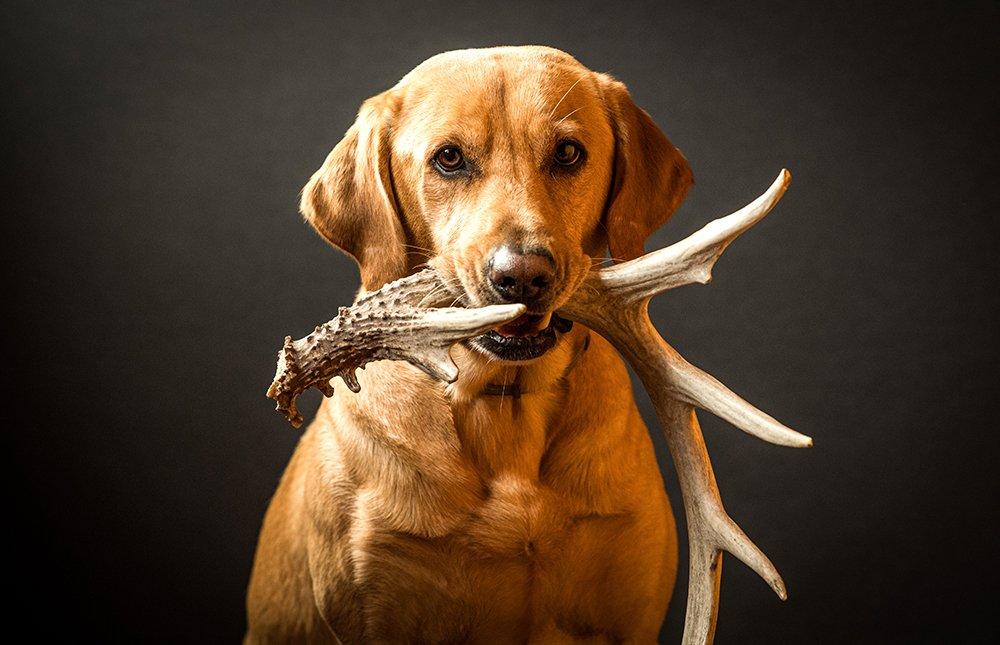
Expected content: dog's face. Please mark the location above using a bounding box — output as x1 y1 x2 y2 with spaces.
303 46 692 363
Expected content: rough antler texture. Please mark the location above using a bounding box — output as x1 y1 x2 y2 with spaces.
267 269 524 427
266 169 809 644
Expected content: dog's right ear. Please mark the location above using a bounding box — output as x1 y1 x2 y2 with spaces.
300 91 408 291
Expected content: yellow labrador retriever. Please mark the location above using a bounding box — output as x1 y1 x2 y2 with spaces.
247 46 693 643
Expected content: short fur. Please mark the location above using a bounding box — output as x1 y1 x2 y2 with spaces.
247 46 693 643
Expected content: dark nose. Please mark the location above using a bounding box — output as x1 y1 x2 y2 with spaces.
487 246 556 304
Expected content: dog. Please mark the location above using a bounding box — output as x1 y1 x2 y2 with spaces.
246 46 693 643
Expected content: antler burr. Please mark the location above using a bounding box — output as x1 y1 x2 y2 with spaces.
266 169 809 644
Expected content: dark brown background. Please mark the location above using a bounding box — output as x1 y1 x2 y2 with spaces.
5 1 997 642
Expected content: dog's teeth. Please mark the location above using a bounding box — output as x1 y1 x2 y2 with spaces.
538 313 553 329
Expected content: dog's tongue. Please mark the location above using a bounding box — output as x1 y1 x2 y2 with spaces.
497 312 552 337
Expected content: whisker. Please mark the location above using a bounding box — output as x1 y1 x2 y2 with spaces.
417 284 454 307
417 276 466 308
548 77 582 118
588 255 630 267
554 106 583 126
498 369 509 417
401 243 435 254
401 245 435 262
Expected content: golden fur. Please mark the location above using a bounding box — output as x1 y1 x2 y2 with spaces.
246 46 693 643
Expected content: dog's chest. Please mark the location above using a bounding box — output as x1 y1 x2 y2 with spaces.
448 391 581 556
349 468 602 640
460 471 574 558
344 395 608 638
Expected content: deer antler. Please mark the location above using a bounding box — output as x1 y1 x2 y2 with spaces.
266 169 809 644
559 169 810 644
267 269 525 427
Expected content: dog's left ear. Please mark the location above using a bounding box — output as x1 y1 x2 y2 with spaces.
598 75 694 262
300 90 408 291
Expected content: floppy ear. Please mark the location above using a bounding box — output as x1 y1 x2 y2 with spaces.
599 75 694 262
300 91 408 290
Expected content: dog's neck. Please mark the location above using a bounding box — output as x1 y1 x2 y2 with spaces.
443 327 591 479
447 327 590 401
479 337 590 400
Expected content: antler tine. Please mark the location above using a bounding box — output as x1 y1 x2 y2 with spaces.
667 342 812 448
596 169 792 305
558 170 808 644
660 401 786 644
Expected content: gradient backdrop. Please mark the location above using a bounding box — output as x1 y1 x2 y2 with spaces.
5 1 997 642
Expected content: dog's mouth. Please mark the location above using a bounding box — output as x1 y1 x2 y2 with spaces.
467 311 574 362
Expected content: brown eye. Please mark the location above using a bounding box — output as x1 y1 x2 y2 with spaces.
554 140 583 166
434 146 465 172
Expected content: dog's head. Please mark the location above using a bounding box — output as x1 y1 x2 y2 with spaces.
302 46 692 363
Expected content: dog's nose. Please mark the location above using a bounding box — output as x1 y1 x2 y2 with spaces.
487 246 556 305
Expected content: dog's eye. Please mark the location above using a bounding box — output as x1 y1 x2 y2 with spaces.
434 146 465 173
554 140 583 167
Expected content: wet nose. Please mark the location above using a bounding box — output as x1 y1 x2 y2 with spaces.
486 246 556 305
